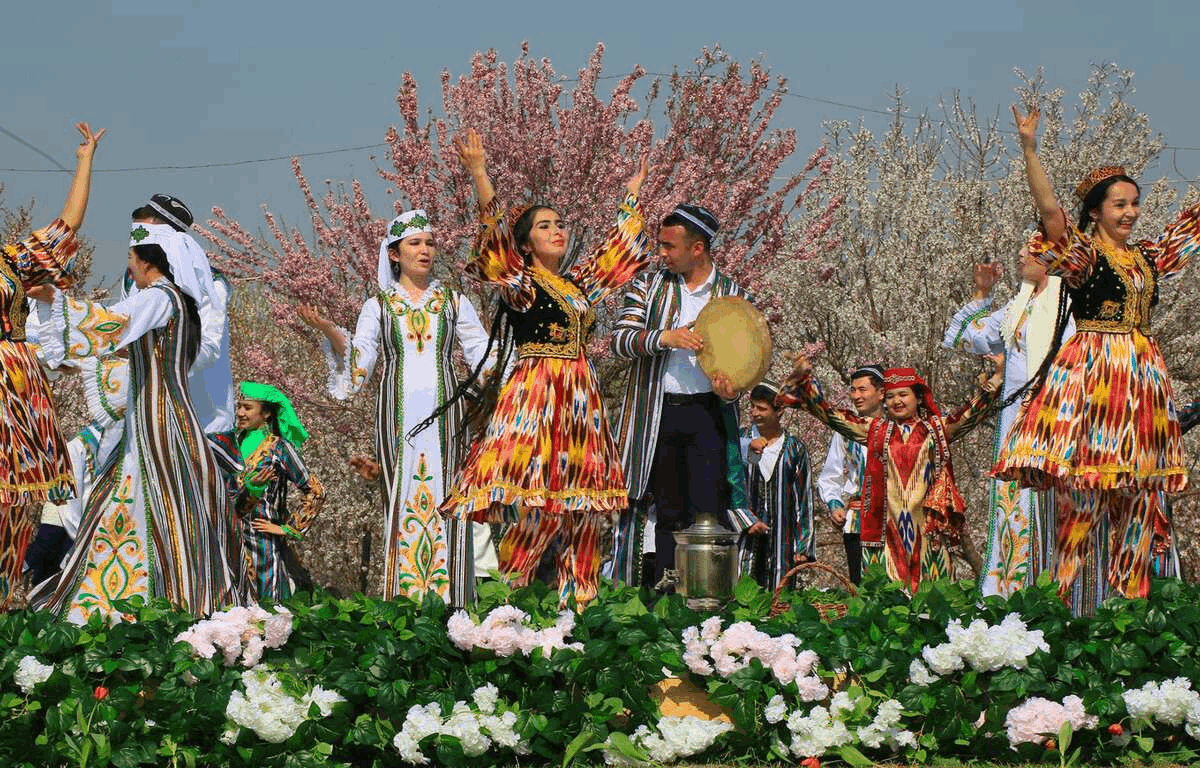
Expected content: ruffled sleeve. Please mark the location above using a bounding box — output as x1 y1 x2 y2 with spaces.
38 284 174 359
321 297 381 400
942 297 1006 356
1145 202 1200 278
567 193 651 306
1028 208 1096 289
466 197 536 311
3 218 78 289
80 357 130 427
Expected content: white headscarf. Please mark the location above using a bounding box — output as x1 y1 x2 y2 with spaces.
377 209 433 292
128 222 212 304
1002 275 1064 370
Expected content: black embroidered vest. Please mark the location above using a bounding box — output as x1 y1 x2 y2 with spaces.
507 270 596 359
1067 245 1158 334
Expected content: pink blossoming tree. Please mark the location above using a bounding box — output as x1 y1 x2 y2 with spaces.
201 44 840 595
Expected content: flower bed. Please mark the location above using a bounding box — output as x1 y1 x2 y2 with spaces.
2 574 1200 766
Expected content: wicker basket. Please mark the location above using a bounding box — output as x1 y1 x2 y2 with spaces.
770 560 857 621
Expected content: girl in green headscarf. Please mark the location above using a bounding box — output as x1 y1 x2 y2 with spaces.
235 382 326 601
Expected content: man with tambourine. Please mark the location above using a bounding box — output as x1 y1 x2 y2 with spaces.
608 204 770 589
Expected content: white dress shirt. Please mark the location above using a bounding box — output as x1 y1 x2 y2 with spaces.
661 265 716 395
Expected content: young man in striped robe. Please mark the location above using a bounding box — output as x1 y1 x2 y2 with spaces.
738 382 815 587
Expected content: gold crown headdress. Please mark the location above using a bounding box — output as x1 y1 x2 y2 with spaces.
1075 166 1126 201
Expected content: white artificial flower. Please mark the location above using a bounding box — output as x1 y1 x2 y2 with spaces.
14 656 54 694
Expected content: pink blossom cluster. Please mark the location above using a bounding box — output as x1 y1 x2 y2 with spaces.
681 616 826 699
175 605 294 667
446 605 583 657
1004 695 1097 747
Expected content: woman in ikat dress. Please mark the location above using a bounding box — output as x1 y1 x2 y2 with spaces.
431 130 651 610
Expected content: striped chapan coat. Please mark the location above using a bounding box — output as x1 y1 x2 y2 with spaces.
607 266 753 585
737 427 815 588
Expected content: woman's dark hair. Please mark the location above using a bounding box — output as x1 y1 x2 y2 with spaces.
258 401 281 436
408 299 515 445
387 244 404 280
513 205 560 265
1077 174 1140 232
131 243 202 365
1001 286 1072 411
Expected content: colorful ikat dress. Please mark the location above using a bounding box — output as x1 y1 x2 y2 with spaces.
323 280 492 605
993 204 1200 493
0 219 78 607
442 195 650 525
235 430 325 601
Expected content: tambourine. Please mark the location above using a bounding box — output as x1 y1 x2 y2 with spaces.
693 296 772 392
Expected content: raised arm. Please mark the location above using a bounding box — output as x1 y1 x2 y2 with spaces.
942 264 1006 356
777 355 871 444
303 300 382 400
945 354 1006 442
1013 106 1064 244
454 129 495 214
60 123 106 233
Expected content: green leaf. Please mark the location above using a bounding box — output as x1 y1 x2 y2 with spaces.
1057 720 1073 757
838 744 876 767
606 732 649 763
562 727 596 768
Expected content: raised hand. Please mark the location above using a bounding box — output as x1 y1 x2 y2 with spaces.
1011 104 1040 152
625 155 650 198
973 262 1002 297
296 304 329 331
74 122 106 162
786 352 813 385
453 129 487 175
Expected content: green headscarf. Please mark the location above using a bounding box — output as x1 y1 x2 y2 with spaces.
238 381 309 448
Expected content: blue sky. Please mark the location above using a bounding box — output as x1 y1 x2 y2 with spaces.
3 0 1197 283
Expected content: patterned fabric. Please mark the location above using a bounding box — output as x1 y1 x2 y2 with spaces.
607 266 753 586
495 507 605 609
781 375 997 591
322 282 489 605
444 194 649 608
235 433 325 601
30 280 240 622
0 219 79 609
737 428 815 587
1054 489 1158 601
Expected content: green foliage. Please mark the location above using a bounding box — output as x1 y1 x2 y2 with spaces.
1 577 1199 765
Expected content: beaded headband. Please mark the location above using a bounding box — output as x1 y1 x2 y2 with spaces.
1075 166 1126 201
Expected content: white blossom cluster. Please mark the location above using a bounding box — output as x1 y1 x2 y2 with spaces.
175 605 293 667
391 684 527 765
1004 695 1097 747
1123 678 1200 739
13 656 54 694
774 690 915 758
601 716 734 766
917 614 1048 678
446 606 584 657
224 665 344 743
681 616 827 698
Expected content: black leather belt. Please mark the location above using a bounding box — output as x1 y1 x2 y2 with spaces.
663 392 717 406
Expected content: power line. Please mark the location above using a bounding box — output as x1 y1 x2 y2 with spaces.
0 124 68 170
2 73 1197 180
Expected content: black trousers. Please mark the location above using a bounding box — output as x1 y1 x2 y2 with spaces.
649 394 726 584
24 523 72 585
843 532 863 585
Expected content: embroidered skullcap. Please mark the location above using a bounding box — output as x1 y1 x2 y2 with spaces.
850 364 885 383
883 367 941 418
129 222 207 304
147 194 194 231
669 203 720 240
378 209 433 291
1075 166 1127 201
239 381 309 448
